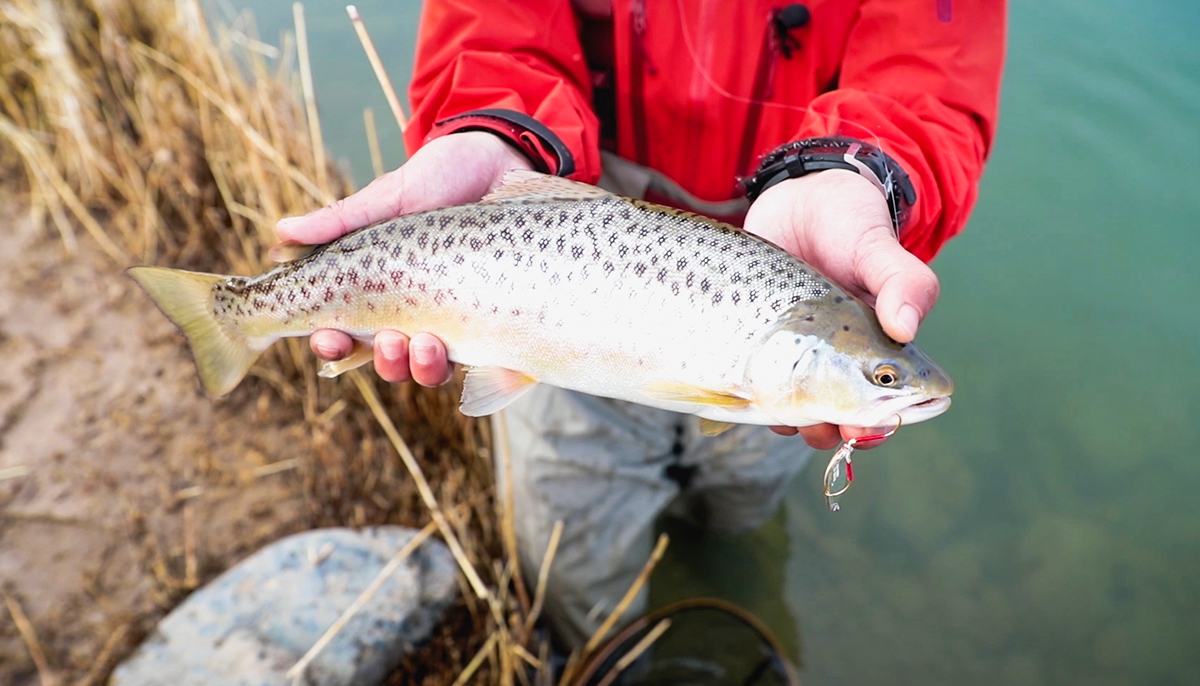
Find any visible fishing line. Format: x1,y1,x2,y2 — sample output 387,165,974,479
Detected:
670,0,893,167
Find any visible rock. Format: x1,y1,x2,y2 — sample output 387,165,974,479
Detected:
111,526,458,686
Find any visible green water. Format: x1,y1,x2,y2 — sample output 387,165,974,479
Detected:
227,1,1200,683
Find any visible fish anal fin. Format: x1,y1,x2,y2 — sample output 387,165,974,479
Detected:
319,341,374,378
698,418,737,437
481,170,614,204
460,366,538,416
641,381,752,409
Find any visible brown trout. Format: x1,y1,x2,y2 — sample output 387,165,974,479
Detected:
130,171,953,433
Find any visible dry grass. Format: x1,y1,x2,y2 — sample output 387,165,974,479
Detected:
0,1,662,684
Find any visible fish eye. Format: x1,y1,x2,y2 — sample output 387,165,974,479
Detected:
873,364,899,387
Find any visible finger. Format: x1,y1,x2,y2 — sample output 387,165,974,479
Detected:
841,424,893,450
770,426,799,436
276,167,411,245
373,330,412,383
798,424,841,450
310,329,354,361
852,234,940,343
408,333,452,387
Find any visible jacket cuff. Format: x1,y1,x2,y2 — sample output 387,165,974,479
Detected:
428,109,576,177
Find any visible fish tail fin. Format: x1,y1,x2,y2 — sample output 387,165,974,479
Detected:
127,266,259,397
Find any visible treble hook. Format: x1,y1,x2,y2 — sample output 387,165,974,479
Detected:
823,414,902,511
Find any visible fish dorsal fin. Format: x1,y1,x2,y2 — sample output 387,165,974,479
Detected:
698,418,738,437
481,170,613,204
267,240,318,263
460,366,539,416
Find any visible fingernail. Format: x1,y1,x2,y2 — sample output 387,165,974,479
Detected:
896,304,921,339
276,216,302,230
377,332,403,362
412,342,435,366
315,341,343,360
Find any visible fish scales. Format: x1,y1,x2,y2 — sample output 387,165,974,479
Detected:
129,171,953,429
225,196,834,394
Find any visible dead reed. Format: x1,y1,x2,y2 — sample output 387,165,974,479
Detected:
0,1,662,684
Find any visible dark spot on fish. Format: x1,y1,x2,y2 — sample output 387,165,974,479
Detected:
400,225,414,238
843,325,851,332
700,278,711,293
571,245,584,260
834,296,845,303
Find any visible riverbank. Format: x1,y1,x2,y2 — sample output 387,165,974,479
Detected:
0,1,507,683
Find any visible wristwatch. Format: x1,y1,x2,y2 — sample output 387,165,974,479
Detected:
742,136,916,234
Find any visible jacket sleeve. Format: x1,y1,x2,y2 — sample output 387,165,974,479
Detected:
791,0,1006,262
405,0,602,181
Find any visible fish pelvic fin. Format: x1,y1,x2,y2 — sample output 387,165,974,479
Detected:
698,418,738,437
127,266,259,397
460,366,538,416
641,381,753,409
319,340,374,378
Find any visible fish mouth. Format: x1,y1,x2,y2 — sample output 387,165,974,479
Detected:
894,396,952,425
861,394,951,427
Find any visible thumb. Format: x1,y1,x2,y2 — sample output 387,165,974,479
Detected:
854,236,940,343
275,166,410,245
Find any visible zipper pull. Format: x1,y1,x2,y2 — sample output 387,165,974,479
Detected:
771,4,809,59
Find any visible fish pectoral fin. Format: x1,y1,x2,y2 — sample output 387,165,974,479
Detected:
481,170,614,204
640,381,752,409
318,341,374,378
459,366,539,417
266,240,318,263
698,418,738,437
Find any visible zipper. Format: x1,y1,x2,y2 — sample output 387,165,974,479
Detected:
628,0,655,165
736,10,793,178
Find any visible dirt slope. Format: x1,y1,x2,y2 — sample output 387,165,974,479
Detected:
0,206,312,684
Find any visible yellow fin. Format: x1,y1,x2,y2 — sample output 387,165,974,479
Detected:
481,170,613,204
698,418,737,437
460,366,539,416
641,381,752,409
127,266,259,397
319,341,374,378
267,240,318,263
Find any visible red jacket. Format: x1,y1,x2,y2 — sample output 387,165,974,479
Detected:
405,0,1006,262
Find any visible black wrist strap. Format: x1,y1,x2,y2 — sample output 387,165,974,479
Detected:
742,136,916,233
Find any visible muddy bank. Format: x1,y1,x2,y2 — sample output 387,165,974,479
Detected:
0,204,314,684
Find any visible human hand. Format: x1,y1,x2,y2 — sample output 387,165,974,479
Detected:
743,169,940,450
274,131,533,385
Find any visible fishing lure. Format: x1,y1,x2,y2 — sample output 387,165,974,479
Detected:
823,416,901,511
